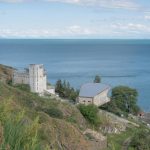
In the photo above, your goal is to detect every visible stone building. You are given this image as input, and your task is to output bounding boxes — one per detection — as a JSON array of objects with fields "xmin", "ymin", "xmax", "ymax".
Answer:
[
  {"xmin": 13, "ymin": 69, "xmax": 29, "ymax": 85},
  {"xmin": 13, "ymin": 64, "xmax": 55, "ymax": 95},
  {"xmin": 29, "ymin": 64, "xmax": 47, "ymax": 94},
  {"xmin": 78, "ymin": 83, "xmax": 111, "ymax": 106}
]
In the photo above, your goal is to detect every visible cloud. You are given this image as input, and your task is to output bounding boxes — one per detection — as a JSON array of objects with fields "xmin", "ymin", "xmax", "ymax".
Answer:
[
  {"xmin": 145, "ymin": 15, "xmax": 150, "ymax": 20},
  {"xmin": 46, "ymin": 0, "xmax": 140, "ymax": 10},
  {"xmin": 0, "ymin": 25, "xmax": 96, "ymax": 38},
  {"xmin": 0, "ymin": 0, "xmax": 23, "ymax": 2},
  {"xmin": 0, "ymin": 0, "xmax": 140, "ymax": 10},
  {"xmin": 1, "ymin": 23, "xmax": 150, "ymax": 39},
  {"xmin": 112, "ymin": 23, "xmax": 150, "ymax": 35}
]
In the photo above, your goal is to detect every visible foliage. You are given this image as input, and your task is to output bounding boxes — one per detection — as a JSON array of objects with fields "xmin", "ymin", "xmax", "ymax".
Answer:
[
  {"xmin": 107, "ymin": 127, "xmax": 137, "ymax": 150},
  {"xmin": 0, "ymin": 82, "xmax": 90, "ymax": 149},
  {"xmin": 101, "ymin": 86, "xmax": 140, "ymax": 116},
  {"xmin": 55, "ymin": 80, "xmax": 79, "ymax": 101},
  {"xmin": 13, "ymin": 84, "xmax": 30, "ymax": 92},
  {"xmin": 43, "ymin": 107, "xmax": 63, "ymax": 119},
  {"xmin": 0, "ymin": 100, "xmax": 41, "ymax": 150},
  {"xmin": 94, "ymin": 75, "xmax": 101, "ymax": 83},
  {"xmin": 130, "ymin": 129, "xmax": 150, "ymax": 149},
  {"xmin": 78, "ymin": 104, "xmax": 100, "ymax": 126}
]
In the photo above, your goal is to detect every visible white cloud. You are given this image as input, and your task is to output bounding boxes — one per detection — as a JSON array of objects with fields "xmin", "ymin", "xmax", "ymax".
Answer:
[
  {"xmin": 0, "ymin": 0, "xmax": 140, "ymax": 10},
  {"xmin": 112, "ymin": 23, "xmax": 150, "ymax": 34},
  {"xmin": 1, "ymin": 23, "xmax": 150, "ymax": 39},
  {"xmin": 0, "ymin": 0, "xmax": 23, "ymax": 2},
  {"xmin": 0, "ymin": 25, "xmax": 96, "ymax": 38},
  {"xmin": 145, "ymin": 15, "xmax": 150, "ymax": 20},
  {"xmin": 46, "ymin": 0, "xmax": 140, "ymax": 10}
]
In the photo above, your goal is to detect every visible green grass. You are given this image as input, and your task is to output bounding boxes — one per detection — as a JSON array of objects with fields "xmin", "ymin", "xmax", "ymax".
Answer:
[
  {"xmin": 107, "ymin": 127, "xmax": 138, "ymax": 150},
  {"xmin": 0, "ymin": 82, "xmax": 90, "ymax": 149},
  {"xmin": 0, "ymin": 99, "xmax": 43, "ymax": 150}
]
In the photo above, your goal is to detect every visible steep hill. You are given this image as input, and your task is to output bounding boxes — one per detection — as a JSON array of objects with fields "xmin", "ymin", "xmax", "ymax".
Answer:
[
  {"xmin": 0, "ymin": 64, "xmax": 149, "ymax": 150},
  {"xmin": 0, "ymin": 82, "xmax": 97, "ymax": 150},
  {"xmin": 0, "ymin": 64, "xmax": 14, "ymax": 83}
]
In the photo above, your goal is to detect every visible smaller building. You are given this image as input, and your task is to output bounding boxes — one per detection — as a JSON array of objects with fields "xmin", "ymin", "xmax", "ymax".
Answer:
[
  {"xmin": 45, "ymin": 85, "xmax": 55, "ymax": 95},
  {"xmin": 13, "ymin": 69, "xmax": 29, "ymax": 85},
  {"xmin": 78, "ymin": 83, "xmax": 111, "ymax": 106}
]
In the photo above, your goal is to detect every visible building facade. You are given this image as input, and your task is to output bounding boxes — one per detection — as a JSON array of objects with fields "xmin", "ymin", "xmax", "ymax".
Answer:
[
  {"xmin": 13, "ymin": 64, "xmax": 51, "ymax": 95},
  {"xmin": 78, "ymin": 83, "xmax": 111, "ymax": 106},
  {"xmin": 29, "ymin": 64, "xmax": 47, "ymax": 94}
]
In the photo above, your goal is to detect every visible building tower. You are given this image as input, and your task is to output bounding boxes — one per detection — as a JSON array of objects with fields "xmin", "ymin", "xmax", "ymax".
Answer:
[{"xmin": 29, "ymin": 64, "xmax": 47, "ymax": 94}]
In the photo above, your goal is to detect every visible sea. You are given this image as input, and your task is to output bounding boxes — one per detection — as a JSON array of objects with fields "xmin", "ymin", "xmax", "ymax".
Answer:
[{"xmin": 0, "ymin": 39, "xmax": 150, "ymax": 111}]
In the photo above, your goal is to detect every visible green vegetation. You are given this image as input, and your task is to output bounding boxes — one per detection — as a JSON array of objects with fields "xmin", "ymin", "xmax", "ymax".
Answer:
[
  {"xmin": 130, "ymin": 128, "xmax": 150, "ymax": 149},
  {"xmin": 78, "ymin": 104, "xmax": 100, "ymax": 127},
  {"xmin": 94, "ymin": 75, "xmax": 101, "ymax": 83},
  {"xmin": 43, "ymin": 107, "xmax": 63, "ymax": 119},
  {"xmin": 0, "ymin": 81, "xmax": 92, "ymax": 150},
  {"xmin": 0, "ymin": 100, "xmax": 41, "ymax": 150},
  {"xmin": 55, "ymin": 79, "xmax": 79, "ymax": 101},
  {"xmin": 101, "ymin": 86, "xmax": 140, "ymax": 116},
  {"xmin": 13, "ymin": 84, "xmax": 30, "ymax": 92},
  {"xmin": 0, "ymin": 64, "xmax": 150, "ymax": 150},
  {"xmin": 107, "ymin": 127, "xmax": 137, "ymax": 150}
]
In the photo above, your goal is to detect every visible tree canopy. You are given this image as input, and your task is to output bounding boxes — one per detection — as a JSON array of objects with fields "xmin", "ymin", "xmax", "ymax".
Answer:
[
  {"xmin": 55, "ymin": 80, "xmax": 79, "ymax": 101},
  {"xmin": 100, "ymin": 86, "xmax": 140, "ymax": 116},
  {"xmin": 94, "ymin": 75, "xmax": 101, "ymax": 83}
]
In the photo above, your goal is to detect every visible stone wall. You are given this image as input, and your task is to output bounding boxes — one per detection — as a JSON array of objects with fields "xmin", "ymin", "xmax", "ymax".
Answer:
[{"xmin": 78, "ymin": 97, "xmax": 93, "ymax": 105}]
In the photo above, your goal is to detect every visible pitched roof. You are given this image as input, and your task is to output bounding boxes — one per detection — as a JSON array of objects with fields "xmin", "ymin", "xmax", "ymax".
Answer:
[{"xmin": 79, "ymin": 83, "xmax": 110, "ymax": 98}]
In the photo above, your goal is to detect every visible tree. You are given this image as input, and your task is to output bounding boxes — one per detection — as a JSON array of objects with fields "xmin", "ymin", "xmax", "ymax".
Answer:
[
  {"xmin": 94, "ymin": 75, "xmax": 101, "ymax": 83},
  {"xmin": 111, "ymin": 86, "xmax": 140, "ymax": 115},
  {"xmin": 100, "ymin": 86, "xmax": 140, "ymax": 116},
  {"xmin": 55, "ymin": 80, "xmax": 64, "ymax": 97},
  {"xmin": 55, "ymin": 80, "xmax": 79, "ymax": 101}
]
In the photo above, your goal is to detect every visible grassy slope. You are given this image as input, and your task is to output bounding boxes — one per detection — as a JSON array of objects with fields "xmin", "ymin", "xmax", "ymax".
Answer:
[
  {"xmin": 0, "ymin": 64, "xmax": 14, "ymax": 83},
  {"xmin": 0, "ymin": 82, "xmax": 94, "ymax": 150},
  {"xmin": 0, "ymin": 64, "xmax": 148, "ymax": 150}
]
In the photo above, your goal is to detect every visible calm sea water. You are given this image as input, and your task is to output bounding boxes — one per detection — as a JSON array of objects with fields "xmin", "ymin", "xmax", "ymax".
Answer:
[{"xmin": 0, "ymin": 39, "xmax": 150, "ymax": 111}]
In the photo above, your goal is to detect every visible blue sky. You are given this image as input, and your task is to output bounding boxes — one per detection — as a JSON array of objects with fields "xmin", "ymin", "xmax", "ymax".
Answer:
[{"xmin": 0, "ymin": 0, "xmax": 150, "ymax": 39}]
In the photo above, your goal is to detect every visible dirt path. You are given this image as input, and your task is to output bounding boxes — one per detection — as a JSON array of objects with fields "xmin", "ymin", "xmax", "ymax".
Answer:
[{"xmin": 122, "ymin": 137, "xmax": 131, "ymax": 150}]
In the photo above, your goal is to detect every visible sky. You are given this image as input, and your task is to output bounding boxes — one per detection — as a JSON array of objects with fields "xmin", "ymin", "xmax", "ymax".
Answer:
[{"xmin": 0, "ymin": 0, "xmax": 150, "ymax": 39}]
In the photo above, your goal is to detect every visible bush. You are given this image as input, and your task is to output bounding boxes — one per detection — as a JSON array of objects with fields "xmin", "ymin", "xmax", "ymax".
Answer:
[
  {"xmin": 78, "ymin": 104, "xmax": 100, "ymax": 126},
  {"xmin": 130, "ymin": 129, "xmax": 150, "ymax": 149},
  {"xmin": 44, "ymin": 108, "xmax": 63, "ymax": 119}
]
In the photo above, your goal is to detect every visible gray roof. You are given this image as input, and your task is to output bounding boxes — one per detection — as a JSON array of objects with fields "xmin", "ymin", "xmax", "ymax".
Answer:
[{"xmin": 79, "ymin": 83, "xmax": 110, "ymax": 98}]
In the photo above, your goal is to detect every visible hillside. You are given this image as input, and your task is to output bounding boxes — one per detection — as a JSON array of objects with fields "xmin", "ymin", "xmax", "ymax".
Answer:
[
  {"xmin": 0, "ymin": 82, "xmax": 99, "ymax": 150},
  {"xmin": 0, "ymin": 64, "xmax": 14, "ymax": 83},
  {"xmin": 0, "ymin": 64, "xmax": 149, "ymax": 150}
]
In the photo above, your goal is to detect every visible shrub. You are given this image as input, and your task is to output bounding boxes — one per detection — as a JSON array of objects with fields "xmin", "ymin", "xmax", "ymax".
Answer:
[
  {"xmin": 130, "ymin": 129, "xmax": 150, "ymax": 149},
  {"xmin": 44, "ymin": 107, "xmax": 63, "ymax": 119},
  {"xmin": 78, "ymin": 104, "xmax": 100, "ymax": 126}
]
